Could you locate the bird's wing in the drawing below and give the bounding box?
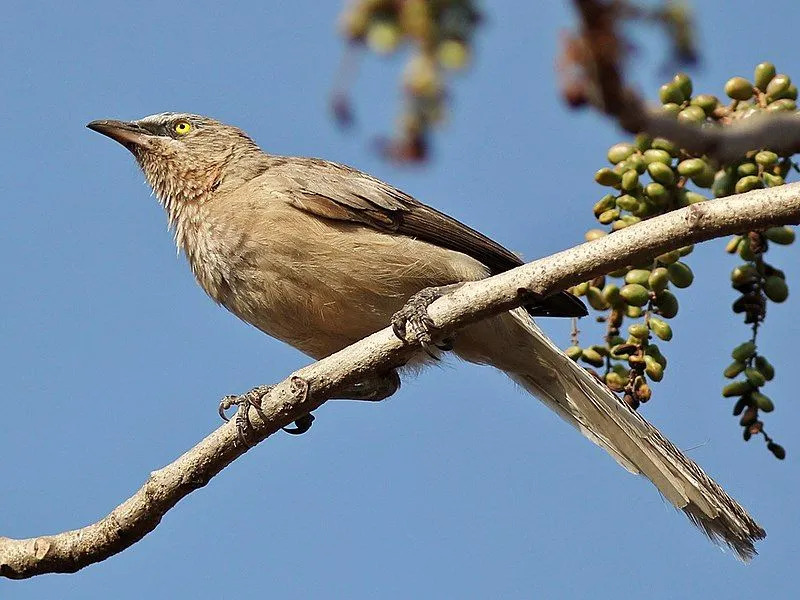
[265,156,587,318]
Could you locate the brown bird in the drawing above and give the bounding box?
[88,112,765,559]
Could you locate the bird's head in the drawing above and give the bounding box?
[87,113,266,212]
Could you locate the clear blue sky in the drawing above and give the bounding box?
[1,1,797,597]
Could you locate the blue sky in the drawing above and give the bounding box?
[1,1,798,597]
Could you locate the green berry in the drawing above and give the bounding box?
[593,194,617,216]
[723,361,746,378]
[586,286,610,310]
[673,72,693,98]
[659,81,685,104]
[648,267,669,293]
[628,322,650,339]
[566,345,583,361]
[647,161,676,185]
[620,283,650,307]
[764,276,789,302]
[655,290,679,318]
[677,105,706,123]
[754,62,776,91]
[677,158,706,176]
[744,368,766,387]
[607,143,637,164]
[667,262,694,288]
[648,317,673,341]
[722,380,752,397]
[731,341,757,362]
[734,175,763,194]
[625,269,651,287]
[752,391,774,412]
[725,76,754,100]
[595,168,622,187]
[764,226,795,245]
[766,74,791,100]
[755,355,775,381]
[755,151,778,167]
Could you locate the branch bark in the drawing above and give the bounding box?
[568,0,800,163]
[2,184,799,579]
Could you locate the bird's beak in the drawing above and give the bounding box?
[87,119,153,150]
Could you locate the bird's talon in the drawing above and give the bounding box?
[391,286,452,356]
[283,413,315,435]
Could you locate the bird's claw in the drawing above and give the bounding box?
[282,413,315,434]
[392,287,454,359]
[218,385,273,447]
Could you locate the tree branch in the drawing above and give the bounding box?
[2,184,799,579]
[567,0,800,162]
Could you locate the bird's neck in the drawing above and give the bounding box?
[138,147,270,253]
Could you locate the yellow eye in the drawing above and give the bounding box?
[174,121,192,135]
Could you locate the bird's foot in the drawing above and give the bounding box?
[219,385,273,446]
[219,377,314,445]
[334,371,401,402]
[392,285,458,358]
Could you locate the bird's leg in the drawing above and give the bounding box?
[391,284,462,358]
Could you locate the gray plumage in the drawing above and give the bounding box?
[88,112,766,559]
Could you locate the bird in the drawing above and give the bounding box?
[87,112,765,559]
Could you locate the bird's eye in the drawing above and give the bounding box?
[174,121,192,135]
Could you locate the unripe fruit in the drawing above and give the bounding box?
[766,74,791,100]
[677,158,706,176]
[566,345,583,361]
[607,143,637,164]
[764,226,795,245]
[745,368,766,387]
[667,262,694,288]
[648,267,669,293]
[603,284,621,306]
[654,290,679,318]
[673,72,693,97]
[724,76,754,100]
[723,361,746,379]
[755,151,778,167]
[595,168,621,187]
[731,341,757,362]
[625,269,651,287]
[586,286,610,310]
[677,105,706,123]
[722,380,752,397]
[659,82,685,104]
[593,194,617,216]
[734,175,763,194]
[755,355,775,381]
[581,348,605,367]
[752,391,774,412]
[754,62,776,90]
[620,284,650,307]
[764,276,789,302]
[649,317,673,341]
[647,162,676,185]
[628,322,650,339]
[644,355,664,381]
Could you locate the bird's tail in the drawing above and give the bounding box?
[452,308,766,560]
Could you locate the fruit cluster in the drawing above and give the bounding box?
[339,0,481,160]
[569,63,796,457]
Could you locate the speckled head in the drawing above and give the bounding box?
[87,113,266,215]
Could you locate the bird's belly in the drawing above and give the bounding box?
[216,218,490,360]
